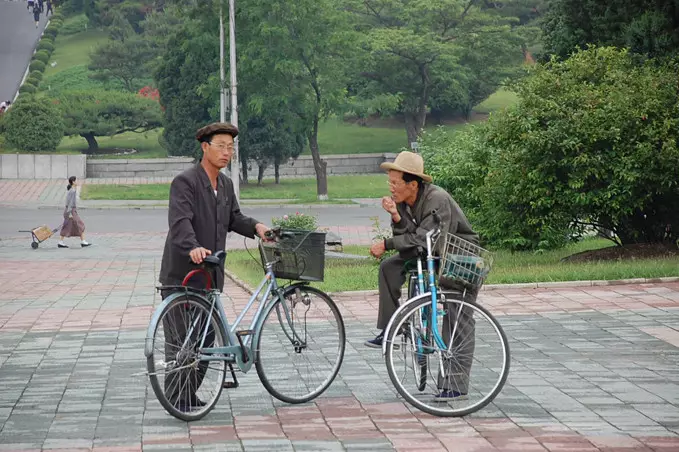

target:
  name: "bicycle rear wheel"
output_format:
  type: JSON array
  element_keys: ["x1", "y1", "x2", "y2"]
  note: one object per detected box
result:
[
  {"x1": 385, "y1": 295, "x2": 510, "y2": 417},
  {"x1": 147, "y1": 293, "x2": 227, "y2": 421},
  {"x1": 255, "y1": 285, "x2": 345, "y2": 403}
]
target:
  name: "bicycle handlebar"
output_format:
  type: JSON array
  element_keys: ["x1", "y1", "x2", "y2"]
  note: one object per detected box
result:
[{"x1": 264, "y1": 227, "x2": 295, "y2": 241}]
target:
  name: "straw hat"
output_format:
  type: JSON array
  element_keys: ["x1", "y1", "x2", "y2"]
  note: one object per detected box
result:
[{"x1": 380, "y1": 151, "x2": 432, "y2": 183}]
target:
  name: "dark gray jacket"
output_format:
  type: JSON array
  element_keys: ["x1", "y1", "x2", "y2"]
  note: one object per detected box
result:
[
  {"x1": 159, "y1": 164, "x2": 259, "y2": 291},
  {"x1": 384, "y1": 183, "x2": 478, "y2": 258}
]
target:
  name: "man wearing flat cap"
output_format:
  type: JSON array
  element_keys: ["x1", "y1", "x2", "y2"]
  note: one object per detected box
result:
[
  {"x1": 366, "y1": 150, "x2": 479, "y2": 401},
  {"x1": 159, "y1": 122, "x2": 270, "y2": 412}
]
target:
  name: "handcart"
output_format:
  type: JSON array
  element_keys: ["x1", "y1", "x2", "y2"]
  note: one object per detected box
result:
[{"x1": 19, "y1": 224, "x2": 61, "y2": 249}]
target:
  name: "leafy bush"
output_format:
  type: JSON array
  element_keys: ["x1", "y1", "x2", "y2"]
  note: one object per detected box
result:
[
  {"x1": 29, "y1": 60, "x2": 46, "y2": 73},
  {"x1": 41, "y1": 32, "x2": 55, "y2": 43},
  {"x1": 272, "y1": 212, "x2": 318, "y2": 230},
  {"x1": 26, "y1": 76, "x2": 41, "y2": 87},
  {"x1": 60, "y1": 14, "x2": 89, "y2": 36},
  {"x1": 44, "y1": 26, "x2": 58, "y2": 39},
  {"x1": 3, "y1": 97, "x2": 64, "y2": 152},
  {"x1": 19, "y1": 83, "x2": 37, "y2": 94},
  {"x1": 34, "y1": 50, "x2": 50, "y2": 64},
  {"x1": 37, "y1": 41, "x2": 55, "y2": 54},
  {"x1": 423, "y1": 46, "x2": 679, "y2": 250},
  {"x1": 29, "y1": 70, "x2": 43, "y2": 82}
]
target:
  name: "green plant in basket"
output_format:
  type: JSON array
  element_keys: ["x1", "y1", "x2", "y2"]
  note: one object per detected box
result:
[{"x1": 271, "y1": 212, "x2": 318, "y2": 231}]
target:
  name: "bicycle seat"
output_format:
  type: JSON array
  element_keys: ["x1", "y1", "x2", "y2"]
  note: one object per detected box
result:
[{"x1": 203, "y1": 250, "x2": 226, "y2": 267}]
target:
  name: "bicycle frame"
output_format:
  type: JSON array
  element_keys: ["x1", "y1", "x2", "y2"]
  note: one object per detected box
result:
[
  {"x1": 381, "y1": 226, "x2": 452, "y2": 355},
  {"x1": 144, "y1": 243, "x2": 303, "y2": 374}
]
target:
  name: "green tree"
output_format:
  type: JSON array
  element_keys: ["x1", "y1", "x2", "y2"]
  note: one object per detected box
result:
[
  {"x1": 423, "y1": 47, "x2": 679, "y2": 249},
  {"x1": 240, "y1": 0, "x2": 354, "y2": 199},
  {"x1": 154, "y1": 18, "x2": 218, "y2": 157},
  {"x1": 346, "y1": 0, "x2": 525, "y2": 144},
  {"x1": 89, "y1": 38, "x2": 154, "y2": 92},
  {"x1": 56, "y1": 89, "x2": 163, "y2": 153},
  {"x1": 239, "y1": 114, "x2": 306, "y2": 185},
  {"x1": 541, "y1": 0, "x2": 679, "y2": 59},
  {"x1": 3, "y1": 97, "x2": 64, "y2": 153}
]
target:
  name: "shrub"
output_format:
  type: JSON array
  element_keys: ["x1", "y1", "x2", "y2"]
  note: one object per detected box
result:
[
  {"x1": 37, "y1": 41, "x2": 54, "y2": 54},
  {"x1": 44, "y1": 26, "x2": 58, "y2": 39},
  {"x1": 3, "y1": 97, "x2": 64, "y2": 152},
  {"x1": 60, "y1": 14, "x2": 89, "y2": 36},
  {"x1": 33, "y1": 50, "x2": 50, "y2": 64},
  {"x1": 272, "y1": 212, "x2": 318, "y2": 230},
  {"x1": 29, "y1": 60, "x2": 46, "y2": 73},
  {"x1": 19, "y1": 83, "x2": 37, "y2": 94},
  {"x1": 41, "y1": 65, "x2": 124, "y2": 94},
  {"x1": 26, "y1": 76, "x2": 41, "y2": 87},
  {"x1": 29, "y1": 70, "x2": 43, "y2": 82},
  {"x1": 423, "y1": 46, "x2": 679, "y2": 249},
  {"x1": 41, "y1": 32, "x2": 55, "y2": 43}
]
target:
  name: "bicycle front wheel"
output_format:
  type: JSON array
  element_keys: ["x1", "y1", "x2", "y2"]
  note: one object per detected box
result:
[
  {"x1": 385, "y1": 295, "x2": 510, "y2": 417},
  {"x1": 255, "y1": 285, "x2": 346, "y2": 403},
  {"x1": 147, "y1": 293, "x2": 227, "y2": 421}
]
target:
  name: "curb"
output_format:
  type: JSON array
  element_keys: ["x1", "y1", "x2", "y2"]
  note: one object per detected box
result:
[{"x1": 224, "y1": 273, "x2": 679, "y2": 297}]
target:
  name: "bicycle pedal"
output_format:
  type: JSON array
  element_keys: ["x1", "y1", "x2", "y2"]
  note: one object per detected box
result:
[{"x1": 236, "y1": 329, "x2": 253, "y2": 337}]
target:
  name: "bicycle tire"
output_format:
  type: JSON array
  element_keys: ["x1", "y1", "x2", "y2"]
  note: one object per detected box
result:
[
  {"x1": 147, "y1": 293, "x2": 227, "y2": 421},
  {"x1": 385, "y1": 295, "x2": 510, "y2": 417},
  {"x1": 407, "y1": 272, "x2": 427, "y2": 391},
  {"x1": 255, "y1": 285, "x2": 345, "y2": 404}
]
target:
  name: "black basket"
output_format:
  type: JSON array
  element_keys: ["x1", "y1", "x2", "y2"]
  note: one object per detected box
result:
[{"x1": 260, "y1": 229, "x2": 326, "y2": 281}]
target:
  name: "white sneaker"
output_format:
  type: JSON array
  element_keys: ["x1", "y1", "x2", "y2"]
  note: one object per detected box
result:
[
  {"x1": 57, "y1": 241, "x2": 68, "y2": 248},
  {"x1": 81, "y1": 241, "x2": 91, "y2": 248}
]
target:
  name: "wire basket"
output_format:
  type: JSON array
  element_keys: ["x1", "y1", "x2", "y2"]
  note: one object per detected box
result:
[
  {"x1": 438, "y1": 233, "x2": 493, "y2": 291},
  {"x1": 260, "y1": 229, "x2": 326, "y2": 281}
]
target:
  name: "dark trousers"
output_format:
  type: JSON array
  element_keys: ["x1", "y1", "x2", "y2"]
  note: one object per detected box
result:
[
  {"x1": 161, "y1": 290, "x2": 215, "y2": 404},
  {"x1": 377, "y1": 253, "x2": 477, "y2": 393}
]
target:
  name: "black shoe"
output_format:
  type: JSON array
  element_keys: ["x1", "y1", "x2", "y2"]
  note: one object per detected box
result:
[
  {"x1": 364, "y1": 330, "x2": 386, "y2": 348},
  {"x1": 81, "y1": 242, "x2": 91, "y2": 247},
  {"x1": 58, "y1": 243, "x2": 68, "y2": 248}
]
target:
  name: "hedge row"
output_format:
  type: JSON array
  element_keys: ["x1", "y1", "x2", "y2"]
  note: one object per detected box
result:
[{"x1": 20, "y1": 12, "x2": 64, "y2": 95}]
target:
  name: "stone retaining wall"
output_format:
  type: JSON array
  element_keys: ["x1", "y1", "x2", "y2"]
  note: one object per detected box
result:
[
  {"x1": 0, "y1": 153, "x2": 398, "y2": 179},
  {"x1": 86, "y1": 153, "x2": 397, "y2": 179},
  {"x1": 0, "y1": 154, "x2": 86, "y2": 179}
]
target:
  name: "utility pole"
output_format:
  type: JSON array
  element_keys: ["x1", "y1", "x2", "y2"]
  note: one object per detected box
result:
[
  {"x1": 218, "y1": 4, "x2": 228, "y2": 174},
  {"x1": 228, "y1": 0, "x2": 240, "y2": 200}
]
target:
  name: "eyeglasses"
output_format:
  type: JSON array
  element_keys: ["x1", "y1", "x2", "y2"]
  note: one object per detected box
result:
[{"x1": 209, "y1": 142, "x2": 234, "y2": 152}]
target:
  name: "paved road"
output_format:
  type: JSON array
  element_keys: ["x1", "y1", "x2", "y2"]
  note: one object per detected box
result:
[
  {"x1": 1, "y1": 229, "x2": 679, "y2": 451},
  {"x1": 0, "y1": 0, "x2": 49, "y2": 102},
  {"x1": 0, "y1": 205, "x2": 390, "y2": 238}
]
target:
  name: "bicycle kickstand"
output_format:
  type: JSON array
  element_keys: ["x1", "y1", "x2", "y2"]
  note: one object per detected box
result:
[{"x1": 223, "y1": 363, "x2": 239, "y2": 389}]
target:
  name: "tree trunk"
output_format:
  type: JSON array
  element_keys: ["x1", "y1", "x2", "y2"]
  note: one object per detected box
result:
[
  {"x1": 308, "y1": 117, "x2": 328, "y2": 200},
  {"x1": 80, "y1": 133, "x2": 99, "y2": 154},
  {"x1": 274, "y1": 162, "x2": 280, "y2": 184},
  {"x1": 257, "y1": 163, "x2": 265, "y2": 185},
  {"x1": 241, "y1": 158, "x2": 248, "y2": 184}
]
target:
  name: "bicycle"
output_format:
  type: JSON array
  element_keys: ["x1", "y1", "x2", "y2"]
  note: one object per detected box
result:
[
  {"x1": 144, "y1": 228, "x2": 346, "y2": 421},
  {"x1": 381, "y1": 211, "x2": 510, "y2": 417}
]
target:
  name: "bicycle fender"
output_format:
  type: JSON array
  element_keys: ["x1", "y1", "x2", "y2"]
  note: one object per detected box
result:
[
  {"x1": 144, "y1": 291, "x2": 211, "y2": 358},
  {"x1": 381, "y1": 292, "x2": 432, "y2": 356}
]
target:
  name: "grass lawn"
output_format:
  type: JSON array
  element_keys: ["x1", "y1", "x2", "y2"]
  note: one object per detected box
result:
[
  {"x1": 43, "y1": 29, "x2": 108, "y2": 78},
  {"x1": 472, "y1": 88, "x2": 519, "y2": 114},
  {"x1": 226, "y1": 238, "x2": 679, "y2": 292},
  {"x1": 57, "y1": 129, "x2": 167, "y2": 159},
  {"x1": 80, "y1": 174, "x2": 388, "y2": 200}
]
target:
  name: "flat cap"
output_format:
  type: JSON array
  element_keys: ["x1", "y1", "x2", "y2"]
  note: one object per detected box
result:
[{"x1": 195, "y1": 122, "x2": 239, "y2": 141}]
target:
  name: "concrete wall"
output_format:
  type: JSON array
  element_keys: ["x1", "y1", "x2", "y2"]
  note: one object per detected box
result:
[
  {"x1": 0, "y1": 154, "x2": 87, "y2": 179},
  {"x1": 0, "y1": 153, "x2": 398, "y2": 179},
  {"x1": 86, "y1": 153, "x2": 398, "y2": 179}
]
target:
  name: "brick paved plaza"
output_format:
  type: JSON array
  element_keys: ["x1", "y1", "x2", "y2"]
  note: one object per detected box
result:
[{"x1": 1, "y1": 209, "x2": 679, "y2": 450}]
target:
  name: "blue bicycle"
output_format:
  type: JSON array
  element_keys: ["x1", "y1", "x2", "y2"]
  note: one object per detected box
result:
[{"x1": 382, "y1": 212, "x2": 510, "y2": 417}]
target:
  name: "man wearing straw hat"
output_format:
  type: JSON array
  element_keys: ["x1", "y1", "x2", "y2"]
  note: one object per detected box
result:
[{"x1": 366, "y1": 150, "x2": 479, "y2": 400}]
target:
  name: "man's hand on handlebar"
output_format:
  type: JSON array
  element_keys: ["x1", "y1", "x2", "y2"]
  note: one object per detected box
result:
[
  {"x1": 255, "y1": 223, "x2": 273, "y2": 242},
  {"x1": 189, "y1": 247, "x2": 212, "y2": 264}
]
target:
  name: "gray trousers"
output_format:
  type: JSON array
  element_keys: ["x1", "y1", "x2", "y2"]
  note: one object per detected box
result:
[{"x1": 377, "y1": 254, "x2": 477, "y2": 393}]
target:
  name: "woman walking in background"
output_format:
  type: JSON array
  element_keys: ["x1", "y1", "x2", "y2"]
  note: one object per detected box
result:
[{"x1": 58, "y1": 176, "x2": 91, "y2": 248}]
